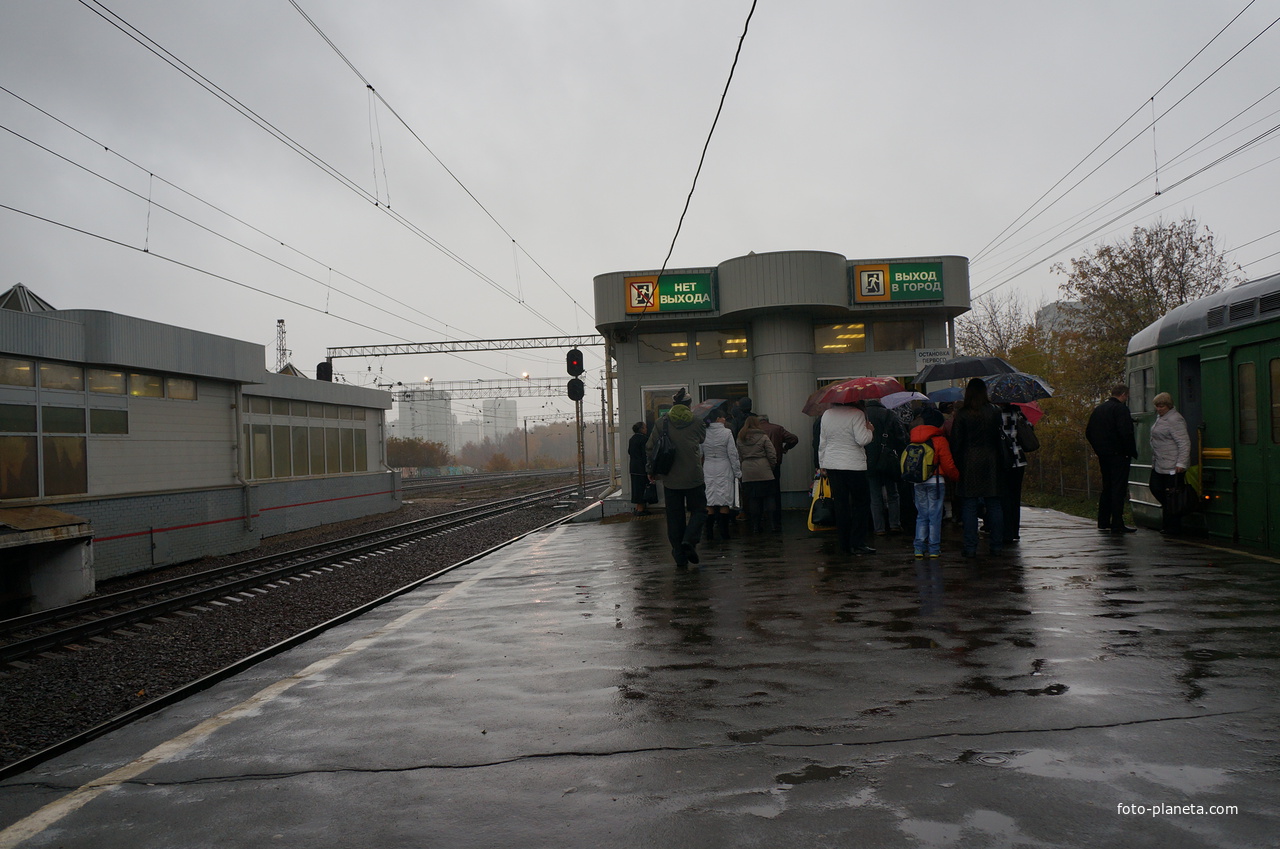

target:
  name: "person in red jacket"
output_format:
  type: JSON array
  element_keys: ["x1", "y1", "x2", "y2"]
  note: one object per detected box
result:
[{"x1": 907, "y1": 408, "x2": 959, "y2": 557}]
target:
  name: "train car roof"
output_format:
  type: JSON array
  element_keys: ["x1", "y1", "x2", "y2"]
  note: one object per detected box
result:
[{"x1": 1127, "y1": 272, "x2": 1280, "y2": 355}]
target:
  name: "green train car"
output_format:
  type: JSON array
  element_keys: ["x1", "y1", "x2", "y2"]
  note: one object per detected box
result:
[{"x1": 1125, "y1": 272, "x2": 1280, "y2": 552}]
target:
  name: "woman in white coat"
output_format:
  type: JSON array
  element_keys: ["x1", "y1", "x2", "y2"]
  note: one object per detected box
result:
[
  {"x1": 818, "y1": 401, "x2": 876, "y2": 555},
  {"x1": 702, "y1": 409, "x2": 741, "y2": 540},
  {"x1": 1149, "y1": 391, "x2": 1191, "y2": 534}
]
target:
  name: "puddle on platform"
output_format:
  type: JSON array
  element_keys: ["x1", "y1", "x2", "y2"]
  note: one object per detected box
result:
[{"x1": 775, "y1": 763, "x2": 856, "y2": 786}]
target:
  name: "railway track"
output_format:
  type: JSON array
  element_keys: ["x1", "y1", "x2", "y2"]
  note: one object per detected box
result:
[
  {"x1": 0, "y1": 480, "x2": 612, "y2": 779},
  {"x1": 0, "y1": 479, "x2": 608, "y2": 666}
]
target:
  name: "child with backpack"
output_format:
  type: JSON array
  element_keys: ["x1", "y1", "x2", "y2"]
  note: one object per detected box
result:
[{"x1": 902, "y1": 408, "x2": 960, "y2": 558}]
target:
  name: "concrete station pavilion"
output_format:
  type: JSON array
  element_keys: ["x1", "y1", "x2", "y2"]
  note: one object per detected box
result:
[
  {"x1": 0, "y1": 285, "x2": 398, "y2": 613},
  {"x1": 593, "y1": 250, "x2": 971, "y2": 505}
]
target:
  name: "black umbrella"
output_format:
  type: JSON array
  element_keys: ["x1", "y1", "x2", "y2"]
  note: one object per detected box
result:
[{"x1": 914, "y1": 355, "x2": 1018, "y2": 385}]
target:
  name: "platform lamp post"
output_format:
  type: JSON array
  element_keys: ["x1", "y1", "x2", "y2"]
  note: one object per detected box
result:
[{"x1": 567, "y1": 349, "x2": 585, "y2": 496}]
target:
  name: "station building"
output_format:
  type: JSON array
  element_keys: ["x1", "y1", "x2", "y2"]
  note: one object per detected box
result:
[
  {"x1": 0, "y1": 285, "x2": 399, "y2": 614},
  {"x1": 593, "y1": 250, "x2": 971, "y2": 504}
]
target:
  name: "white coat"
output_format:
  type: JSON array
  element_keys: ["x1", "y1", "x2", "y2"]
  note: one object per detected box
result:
[
  {"x1": 701, "y1": 422, "x2": 741, "y2": 506},
  {"x1": 818, "y1": 406, "x2": 874, "y2": 471}
]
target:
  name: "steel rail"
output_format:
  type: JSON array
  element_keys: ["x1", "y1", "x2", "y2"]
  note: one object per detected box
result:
[
  {"x1": 0, "y1": 492, "x2": 609, "y2": 782},
  {"x1": 0, "y1": 480, "x2": 605, "y2": 661}
]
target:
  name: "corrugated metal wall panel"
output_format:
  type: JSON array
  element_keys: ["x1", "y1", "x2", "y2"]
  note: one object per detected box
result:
[{"x1": 718, "y1": 251, "x2": 848, "y2": 315}]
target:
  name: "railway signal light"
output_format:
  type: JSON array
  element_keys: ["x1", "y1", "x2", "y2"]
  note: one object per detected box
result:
[
  {"x1": 566, "y1": 348, "x2": 584, "y2": 376},
  {"x1": 567, "y1": 378, "x2": 585, "y2": 401}
]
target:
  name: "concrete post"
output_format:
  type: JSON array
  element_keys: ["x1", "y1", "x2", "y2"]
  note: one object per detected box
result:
[{"x1": 749, "y1": 314, "x2": 816, "y2": 498}]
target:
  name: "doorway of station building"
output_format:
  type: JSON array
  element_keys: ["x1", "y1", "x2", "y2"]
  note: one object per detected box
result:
[{"x1": 700, "y1": 383, "x2": 749, "y2": 421}]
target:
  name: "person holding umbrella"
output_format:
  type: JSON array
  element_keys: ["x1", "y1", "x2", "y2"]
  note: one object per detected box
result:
[
  {"x1": 818, "y1": 400, "x2": 877, "y2": 556},
  {"x1": 949, "y1": 377, "x2": 1006, "y2": 557}
]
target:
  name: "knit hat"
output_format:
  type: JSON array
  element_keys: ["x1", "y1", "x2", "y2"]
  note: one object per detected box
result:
[{"x1": 667, "y1": 404, "x2": 693, "y2": 424}]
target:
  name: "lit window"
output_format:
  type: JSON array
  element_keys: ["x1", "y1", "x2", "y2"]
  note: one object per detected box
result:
[
  {"x1": 89, "y1": 369, "x2": 126, "y2": 394},
  {"x1": 40, "y1": 362, "x2": 83, "y2": 391},
  {"x1": 0, "y1": 357, "x2": 35, "y2": 387},
  {"x1": 129, "y1": 372, "x2": 164, "y2": 398},
  {"x1": 637, "y1": 332, "x2": 690, "y2": 363},
  {"x1": 814, "y1": 324, "x2": 867, "y2": 354},
  {"x1": 695, "y1": 329, "x2": 749, "y2": 360}
]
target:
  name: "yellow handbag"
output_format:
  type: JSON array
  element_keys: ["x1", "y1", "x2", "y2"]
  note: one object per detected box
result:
[{"x1": 807, "y1": 476, "x2": 836, "y2": 532}]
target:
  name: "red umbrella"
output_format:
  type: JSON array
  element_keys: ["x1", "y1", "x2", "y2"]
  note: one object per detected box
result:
[
  {"x1": 1013, "y1": 401, "x2": 1044, "y2": 425},
  {"x1": 813, "y1": 376, "x2": 905, "y2": 406}
]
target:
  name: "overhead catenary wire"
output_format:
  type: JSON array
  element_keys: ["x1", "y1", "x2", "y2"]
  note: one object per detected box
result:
[
  {"x1": 971, "y1": 2, "x2": 1276, "y2": 279},
  {"x1": 971, "y1": 93, "x2": 1280, "y2": 296},
  {"x1": 0, "y1": 199, "x2": 534, "y2": 380},
  {"x1": 969, "y1": 9, "x2": 1280, "y2": 299},
  {"x1": 972, "y1": 0, "x2": 1266, "y2": 267},
  {"x1": 626, "y1": 0, "x2": 758, "y2": 337},
  {"x1": 76, "y1": 0, "x2": 571, "y2": 337},
  {"x1": 286, "y1": 0, "x2": 594, "y2": 326}
]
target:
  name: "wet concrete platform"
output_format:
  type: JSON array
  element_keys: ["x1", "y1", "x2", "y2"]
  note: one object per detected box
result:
[{"x1": 1, "y1": 507, "x2": 1278, "y2": 848}]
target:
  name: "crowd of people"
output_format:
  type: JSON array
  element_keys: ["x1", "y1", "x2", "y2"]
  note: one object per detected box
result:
[{"x1": 635, "y1": 379, "x2": 1189, "y2": 568}]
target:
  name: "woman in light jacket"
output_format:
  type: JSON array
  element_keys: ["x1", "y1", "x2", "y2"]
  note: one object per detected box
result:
[
  {"x1": 702, "y1": 410, "x2": 741, "y2": 540},
  {"x1": 818, "y1": 401, "x2": 876, "y2": 555},
  {"x1": 1149, "y1": 391, "x2": 1191, "y2": 534},
  {"x1": 737, "y1": 416, "x2": 778, "y2": 533}
]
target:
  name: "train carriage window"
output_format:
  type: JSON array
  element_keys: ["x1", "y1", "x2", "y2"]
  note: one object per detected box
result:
[
  {"x1": 1271, "y1": 359, "x2": 1280, "y2": 444},
  {"x1": 1238, "y1": 362, "x2": 1258, "y2": 445}
]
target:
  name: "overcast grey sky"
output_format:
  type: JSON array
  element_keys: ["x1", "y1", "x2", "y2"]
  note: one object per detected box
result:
[{"x1": 3, "y1": 1, "x2": 1278, "y2": 421}]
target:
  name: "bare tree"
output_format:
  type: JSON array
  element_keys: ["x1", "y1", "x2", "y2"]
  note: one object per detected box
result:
[
  {"x1": 1052, "y1": 216, "x2": 1241, "y2": 388},
  {"x1": 955, "y1": 289, "x2": 1034, "y2": 358}
]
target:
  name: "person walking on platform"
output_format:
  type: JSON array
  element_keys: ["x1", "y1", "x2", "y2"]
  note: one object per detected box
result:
[
  {"x1": 646, "y1": 403, "x2": 707, "y2": 567},
  {"x1": 1149, "y1": 391, "x2": 1191, "y2": 535},
  {"x1": 818, "y1": 401, "x2": 876, "y2": 556},
  {"x1": 906, "y1": 408, "x2": 959, "y2": 557},
  {"x1": 950, "y1": 378, "x2": 1005, "y2": 557},
  {"x1": 628, "y1": 421, "x2": 651, "y2": 515},
  {"x1": 864, "y1": 397, "x2": 906, "y2": 536},
  {"x1": 736, "y1": 416, "x2": 778, "y2": 533},
  {"x1": 702, "y1": 409, "x2": 741, "y2": 540},
  {"x1": 755, "y1": 413, "x2": 798, "y2": 531},
  {"x1": 1086, "y1": 384, "x2": 1138, "y2": 534}
]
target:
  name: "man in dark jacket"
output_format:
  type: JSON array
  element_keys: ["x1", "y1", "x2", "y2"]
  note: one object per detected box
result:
[
  {"x1": 755, "y1": 412, "x2": 799, "y2": 531},
  {"x1": 1086, "y1": 384, "x2": 1138, "y2": 534},
  {"x1": 864, "y1": 398, "x2": 907, "y2": 535},
  {"x1": 647, "y1": 404, "x2": 708, "y2": 566}
]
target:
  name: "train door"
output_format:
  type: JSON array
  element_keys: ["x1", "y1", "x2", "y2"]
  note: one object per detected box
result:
[{"x1": 1231, "y1": 343, "x2": 1280, "y2": 549}]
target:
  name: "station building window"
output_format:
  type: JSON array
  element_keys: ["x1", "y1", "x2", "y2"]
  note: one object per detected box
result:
[
  {"x1": 695, "y1": 330, "x2": 749, "y2": 359},
  {"x1": 0, "y1": 403, "x2": 87, "y2": 498},
  {"x1": 0, "y1": 357, "x2": 36, "y2": 387},
  {"x1": 814, "y1": 324, "x2": 866, "y2": 354},
  {"x1": 872, "y1": 321, "x2": 924, "y2": 352},
  {"x1": 638, "y1": 332, "x2": 690, "y2": 363},
  {"x1": 90, "y1": 409, "x2": 128, "y2": 434},
  {"x1": 128, "y1": 372, "x2": 164, "y2": 398},
  {"x1": 166, "y1": 377, "x2": 197, "y2": 400},
  {"x1": 241, "y1": 413, "x2": 371, "y2": 480},
  {"x1": 88, "y1": 369, "x2": 126, "y2": 394},
  {"x1": 39, "y1": 362, "x2": 84, "y2": 391}
]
